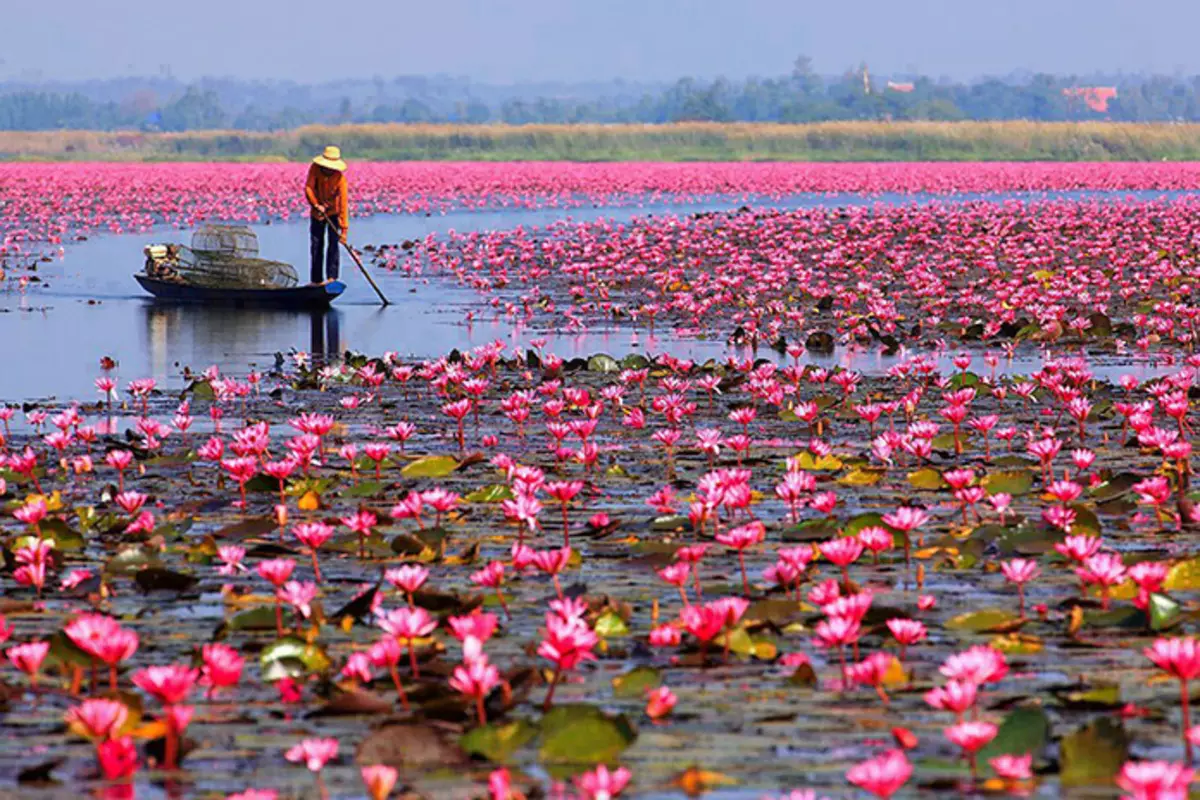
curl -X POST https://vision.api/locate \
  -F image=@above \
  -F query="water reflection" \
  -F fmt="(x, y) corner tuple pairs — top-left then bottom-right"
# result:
(7, 190), (1197, 400)
(141, 303), (344, 381)
(309, 309), (342, 365)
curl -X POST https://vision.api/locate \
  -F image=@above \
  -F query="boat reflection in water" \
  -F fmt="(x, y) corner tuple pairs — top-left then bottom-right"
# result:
(142, 303), (343, 382)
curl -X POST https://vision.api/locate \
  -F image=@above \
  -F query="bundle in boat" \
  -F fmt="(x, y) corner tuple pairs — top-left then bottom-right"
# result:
(143, 225), (298, 289)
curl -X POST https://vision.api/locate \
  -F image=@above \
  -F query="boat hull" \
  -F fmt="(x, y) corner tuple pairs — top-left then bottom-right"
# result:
(135, 275), (345, 308)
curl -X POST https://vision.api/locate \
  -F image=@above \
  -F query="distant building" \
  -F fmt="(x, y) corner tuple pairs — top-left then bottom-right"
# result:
(887, 81), (915, 93)
(1062, 86), (1118, 113)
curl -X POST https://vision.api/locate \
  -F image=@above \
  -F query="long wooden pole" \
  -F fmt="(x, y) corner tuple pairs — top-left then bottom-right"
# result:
(319, 212), (390, 306)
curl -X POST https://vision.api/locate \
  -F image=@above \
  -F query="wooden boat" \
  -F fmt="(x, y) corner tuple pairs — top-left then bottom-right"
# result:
(135, 274), (346, 308)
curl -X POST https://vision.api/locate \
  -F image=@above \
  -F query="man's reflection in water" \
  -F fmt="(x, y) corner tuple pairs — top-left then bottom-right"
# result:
(310, 309), (342, 366)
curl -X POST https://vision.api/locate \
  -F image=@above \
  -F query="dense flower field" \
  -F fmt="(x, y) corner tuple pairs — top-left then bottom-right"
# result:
(4, 160), (1200, 257)
(3, 166), (1200, 798)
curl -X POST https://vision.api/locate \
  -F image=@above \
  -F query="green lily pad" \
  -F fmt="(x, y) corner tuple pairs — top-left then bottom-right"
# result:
(1090, 472), (1142, 503)
(1060, 718), (1129, 786)
(650, 515), (690, 533)
(907, 467), (945, 491)
(460, 719), (538, 763)
(594, 610), (629, 638)
(587, 354), (620, 373)
(1083, 606), (1147, 631)
(465, 484), (514, 503)
(538, 704), (637, 764)
(978, 706), (1049, 766)
(836, 467), (885, 486)
(225, 605), (280, 633)
(1165, 557), (1200, 591)
(948, 371), (980, 389)
(401, 455), (459, 479)
(782, 517), (840, 542)
(944, 608), (1024, 633)
(794, 452), (843, 471)
(1150, 593), (1182, 631)
(612, 666), (661, 699)
(260, 636), (331, 675)
(842, 512), (896, 539)
(343, 480), (386, 498)
(1056, 684), (1122, 710)
(982, 470), (1034, 497)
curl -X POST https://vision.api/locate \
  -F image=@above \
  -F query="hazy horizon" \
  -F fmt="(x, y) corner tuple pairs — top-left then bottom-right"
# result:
(12, 0), (1200, 84)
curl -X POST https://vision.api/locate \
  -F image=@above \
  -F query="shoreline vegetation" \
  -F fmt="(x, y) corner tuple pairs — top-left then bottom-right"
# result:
(5, 121), (1200, 162)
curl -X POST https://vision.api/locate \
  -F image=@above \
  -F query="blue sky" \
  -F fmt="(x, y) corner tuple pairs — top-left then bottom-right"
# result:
(10, 0), (1197, 82)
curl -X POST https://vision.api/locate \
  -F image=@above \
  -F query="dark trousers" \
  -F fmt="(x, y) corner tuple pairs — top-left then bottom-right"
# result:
(310, 217), (341, 283)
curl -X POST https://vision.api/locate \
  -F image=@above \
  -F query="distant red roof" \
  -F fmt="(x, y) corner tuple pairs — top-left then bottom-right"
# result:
(887, 81), (915, 93)
(1062, 87), (1117, 113)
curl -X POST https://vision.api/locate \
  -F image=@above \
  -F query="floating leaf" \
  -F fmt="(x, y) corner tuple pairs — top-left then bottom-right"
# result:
(587, 354), (620, 373)
(620, 354), (650, 369)
(224, 606), (279, 633)
(460, 720), (539, 763)
(650, 515), (689, 532)
(843, 512), (895, 539)
(356, 722), (468, 769)
(133, 568), (198, 593)
(837, 467), (884, 486)
(1150, 593), (1182, 631)
(538, 704), (636, 764)
(990, 633), (1043, 655)
(978, 706), (1049, 767)
(1090, 472), (1142, 503)
(210, 516), (278, 541)
(907, 468), (945, 491)
(944, 609), (1024, 634)
(1060, 718), (1129, 786)
(1165, 558), (1200, 592)
(313, 688), (393, 716)
(612, 666), (661, 699)
(983, 470), (1034, 497)
(594, 610), (629, 638)
(465, 484), (514, 504)
(947, 371), (980, 390)
(782, 517), (840, 542)
(1083, 606), (1146, 631)
(401, 456), (459, 479)
(795, 452), (843, 471)
(260, 636), (331, 676)
(297, 491), (320, 511)
(343, 481), (385, 498)
(37, 518), (84, 551)
(1056, 684), (1121, 710)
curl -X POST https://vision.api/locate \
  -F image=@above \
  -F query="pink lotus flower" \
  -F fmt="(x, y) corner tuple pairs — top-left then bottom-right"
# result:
(7, 641), (49, 686)
(846, 749), (912, 798)
(1146, 637), (1200, 762)
(65, 697), (129, 740)
(361, 764), (399, 800)
(574, 764), (631, 799)
(1116, 760), (1194, 800)
(989, 753), (1033, 781)
(285, 736), (338, 773)
(450, 654), (501, 724)
(200, 643), (244, 697)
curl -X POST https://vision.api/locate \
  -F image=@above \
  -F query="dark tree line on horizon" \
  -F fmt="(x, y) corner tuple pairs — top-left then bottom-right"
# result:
(4, 58), (1200, 131)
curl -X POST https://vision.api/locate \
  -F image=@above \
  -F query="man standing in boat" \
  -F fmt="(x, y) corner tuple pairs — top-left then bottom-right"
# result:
(305, 145), (349, 285)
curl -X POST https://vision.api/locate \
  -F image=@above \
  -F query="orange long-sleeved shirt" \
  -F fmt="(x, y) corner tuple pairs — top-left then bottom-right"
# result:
(304, 164), (349, 232)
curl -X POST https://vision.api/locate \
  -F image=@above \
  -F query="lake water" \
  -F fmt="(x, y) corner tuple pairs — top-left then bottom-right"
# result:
(2, 190), (1192, 401)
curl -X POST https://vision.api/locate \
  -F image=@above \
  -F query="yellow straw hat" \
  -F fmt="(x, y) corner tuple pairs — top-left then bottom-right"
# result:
(312, 145), (347, 172)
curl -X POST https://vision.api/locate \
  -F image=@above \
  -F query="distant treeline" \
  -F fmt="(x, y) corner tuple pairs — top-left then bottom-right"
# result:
(6, 59), (1200, 131)
(7, 122), (1200, 162)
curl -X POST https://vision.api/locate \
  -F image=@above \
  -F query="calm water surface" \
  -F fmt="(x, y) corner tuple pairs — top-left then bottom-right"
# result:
(3, 190), (1191, 400)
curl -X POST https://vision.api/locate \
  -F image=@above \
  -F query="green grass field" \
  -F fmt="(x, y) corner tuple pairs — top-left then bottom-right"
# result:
(5, 121), (1200, 161)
